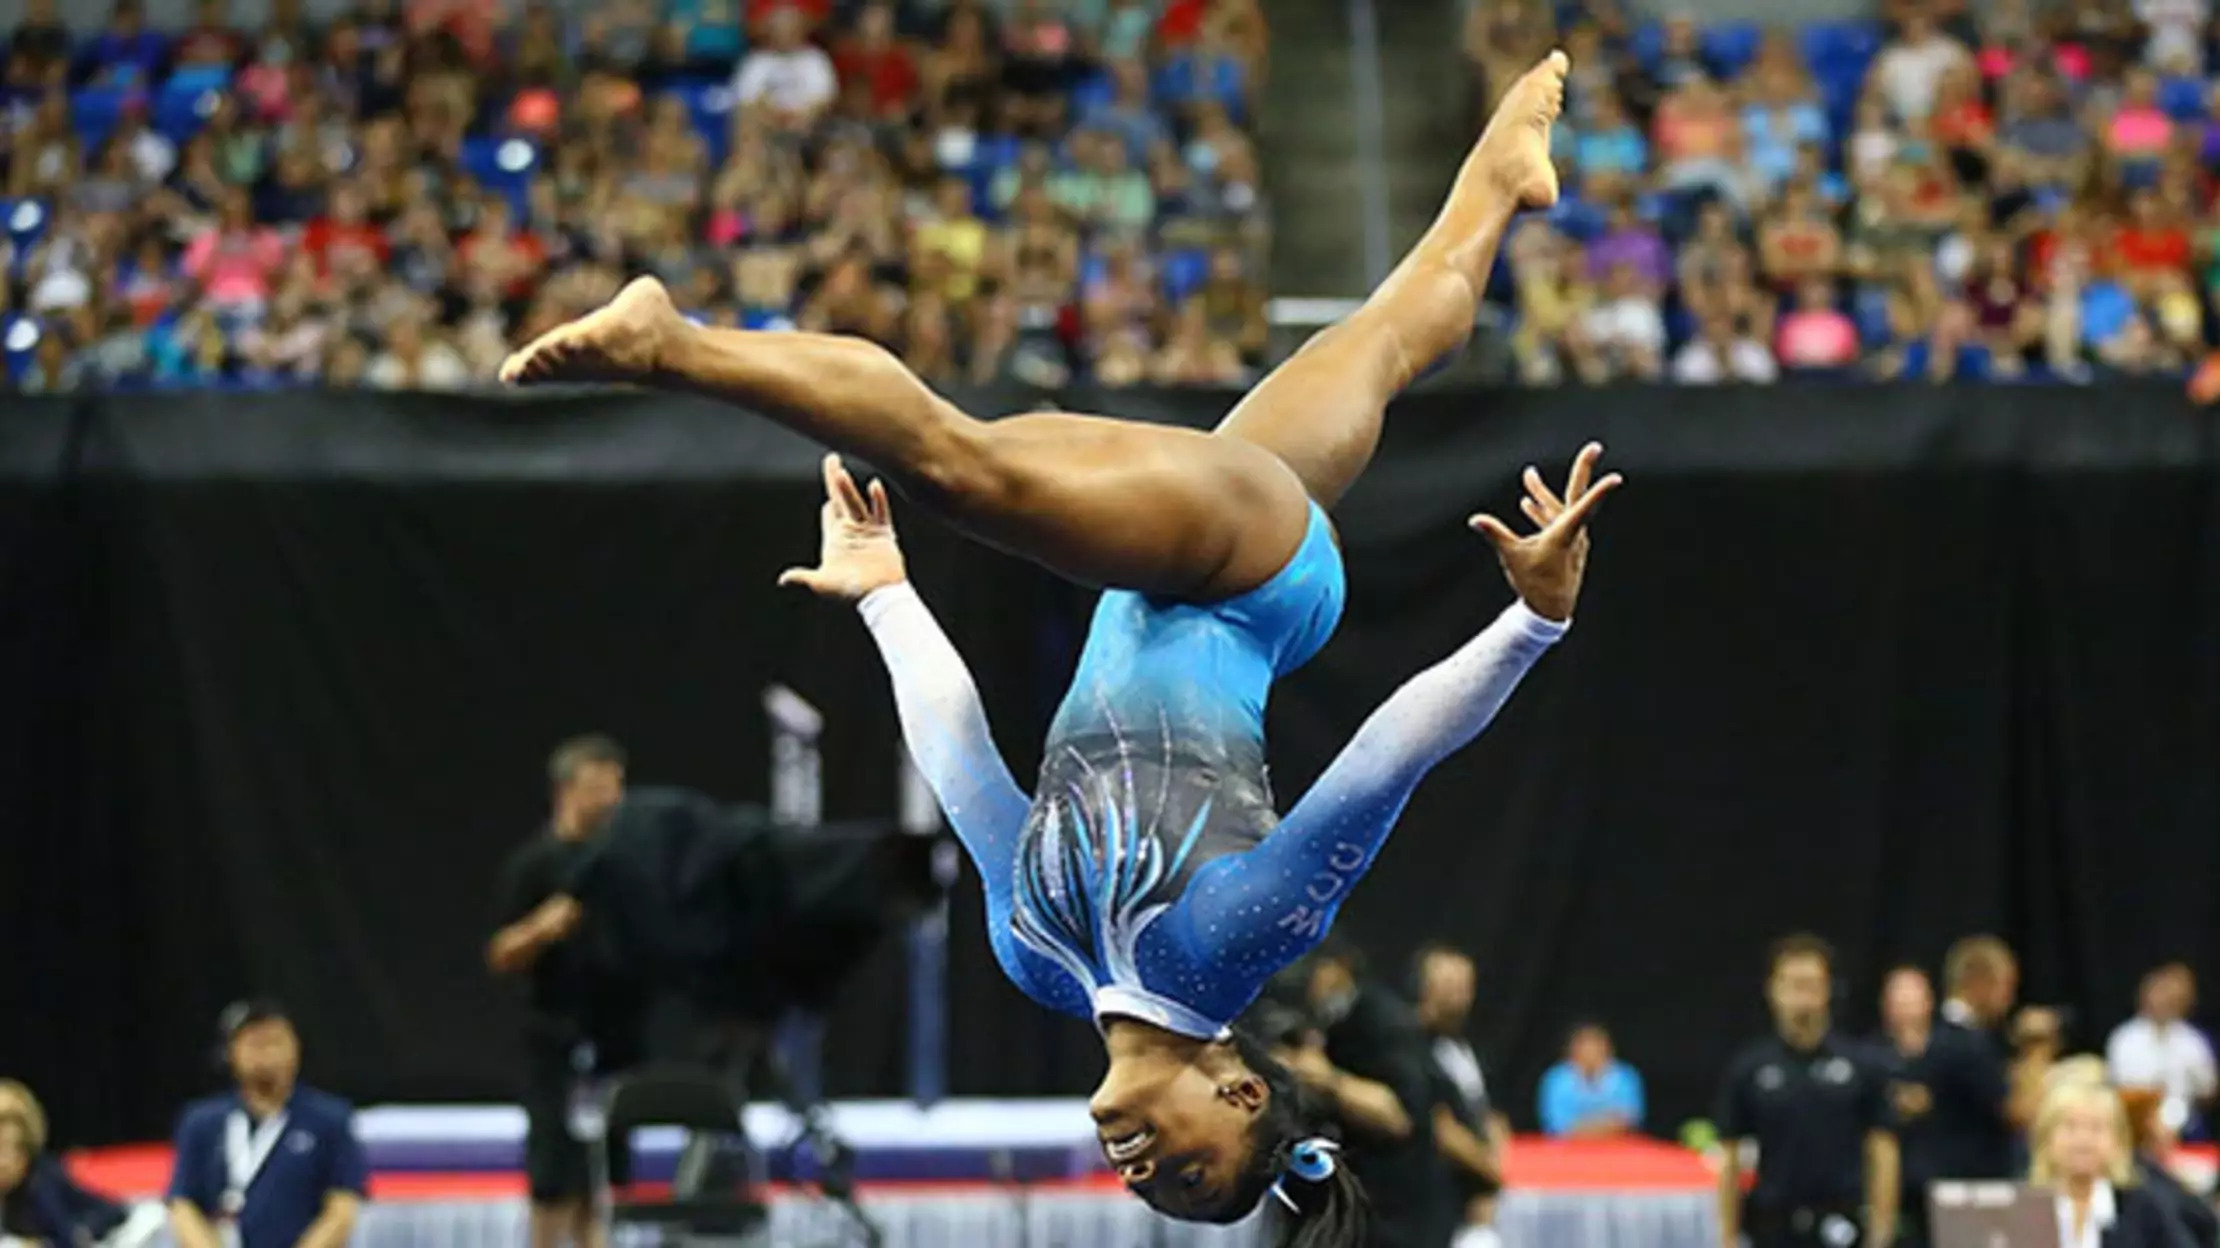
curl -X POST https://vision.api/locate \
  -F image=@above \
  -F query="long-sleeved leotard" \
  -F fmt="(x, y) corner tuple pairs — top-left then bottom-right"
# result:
(858, 504), (1565, 1039)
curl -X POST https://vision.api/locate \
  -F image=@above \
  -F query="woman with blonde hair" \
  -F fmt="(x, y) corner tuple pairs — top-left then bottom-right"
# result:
(2029, 1080), (2197, 1248)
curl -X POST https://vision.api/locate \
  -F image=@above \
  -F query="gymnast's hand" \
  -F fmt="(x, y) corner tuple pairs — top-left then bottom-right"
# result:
(1469, 442), (1622, 623)
(779, 453), (909, 601)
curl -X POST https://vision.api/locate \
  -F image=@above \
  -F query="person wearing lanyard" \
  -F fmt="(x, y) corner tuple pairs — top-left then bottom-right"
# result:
(167, 1001), (368, 1248)
(1715, 934), (1900, 1248)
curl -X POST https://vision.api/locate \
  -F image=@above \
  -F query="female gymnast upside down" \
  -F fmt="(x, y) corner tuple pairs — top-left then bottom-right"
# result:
(502, 51), (1612, 1246)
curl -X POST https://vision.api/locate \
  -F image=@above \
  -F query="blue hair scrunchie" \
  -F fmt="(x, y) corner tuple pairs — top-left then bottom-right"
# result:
(1267, 1138), (1342, 1213)
(1288, 1137), (1340, 1182)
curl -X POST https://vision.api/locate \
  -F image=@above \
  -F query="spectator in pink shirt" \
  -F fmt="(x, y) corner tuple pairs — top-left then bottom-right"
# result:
(2105, 69), (2173, 166)
(182, 189), (286, 313)
(1775, 278), (1860, 371)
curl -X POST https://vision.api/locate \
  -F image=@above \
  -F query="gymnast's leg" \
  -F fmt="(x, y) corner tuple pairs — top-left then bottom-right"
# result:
(1213, 52), (1567, 507)
(500, 279), (1310, 600)
(498, 52), (1566, 598)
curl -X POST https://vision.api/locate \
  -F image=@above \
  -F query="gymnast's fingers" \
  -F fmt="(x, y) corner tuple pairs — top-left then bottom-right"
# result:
(1468, 513), (1519, 551)
(1552, 472), (1624, 535)
(777, 567), (821, 590)
(1521, 495), (1549, 528)
(830, 461), (872, 520)
(1523, 464), (1566, 517)
(1566, 442), (1603, 502)
(867, 478), (893, 526)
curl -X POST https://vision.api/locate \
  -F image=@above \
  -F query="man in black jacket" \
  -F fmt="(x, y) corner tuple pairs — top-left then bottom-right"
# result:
(1292, 939), (1460, 1248)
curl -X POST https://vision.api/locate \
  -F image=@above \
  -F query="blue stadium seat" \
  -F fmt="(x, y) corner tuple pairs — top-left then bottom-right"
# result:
(1801, 21), (1881, 74)
(1701, 23), (1763, 78)
(165, 65), (232, 96)
(1548, 197), (1606, 243)
(1160, 249), (1210, 303)
(154, 79), (225, 143)
(461, 136), (540, 188)
(1630, 21), (1665, 71)
(4, 200), (49, 259)
(69, 86), (132, 147)
(1854, 286), (1894, 348)
(2, 315), (42, 382)
(1069, 72), (1115, 114)
(2158, 76), (2209, 121)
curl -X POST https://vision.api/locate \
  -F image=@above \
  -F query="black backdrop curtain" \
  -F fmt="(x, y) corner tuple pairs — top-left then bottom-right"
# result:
(4, 386), (2219, 1149)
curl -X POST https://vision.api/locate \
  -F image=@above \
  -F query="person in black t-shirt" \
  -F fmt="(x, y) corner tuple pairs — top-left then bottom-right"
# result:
(1295, 940), (1460, 1248)
(487, 734), (632, 1248)
(1411, 944), (1508, 1248)
(1716, 934), (1900, 1248)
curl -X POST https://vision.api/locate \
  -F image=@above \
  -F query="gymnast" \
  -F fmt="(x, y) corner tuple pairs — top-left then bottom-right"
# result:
(502, 51), (1612, 1244)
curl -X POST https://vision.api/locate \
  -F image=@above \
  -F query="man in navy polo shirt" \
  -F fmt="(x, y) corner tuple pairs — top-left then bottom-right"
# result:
(167, 1001), (369, 1248)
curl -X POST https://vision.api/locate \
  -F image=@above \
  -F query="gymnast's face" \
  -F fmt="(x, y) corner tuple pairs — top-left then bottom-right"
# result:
(1090, 1056), (1267, 1220)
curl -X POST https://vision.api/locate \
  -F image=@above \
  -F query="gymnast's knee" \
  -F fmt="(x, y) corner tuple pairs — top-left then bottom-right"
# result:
(898, 403), (1023, 516)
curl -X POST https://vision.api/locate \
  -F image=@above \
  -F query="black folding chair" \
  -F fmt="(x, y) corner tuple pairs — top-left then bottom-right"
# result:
(591, 1064), (770, 1244)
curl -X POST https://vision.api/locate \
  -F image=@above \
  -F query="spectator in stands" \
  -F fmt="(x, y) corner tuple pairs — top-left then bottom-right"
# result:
(1671, 309), (1779, 383)
(366, 313), (471, 390)
(167, 1001), (368, 1248)
(1411, 944), (1508, 1248)
(833, 2), (920, 122)
(1775, 278), (1861, 373)
(1510, 223), (1600, 385)
(733, 5), (838, 133)
(2106, 963), (2217, 1141)
(1759, 184), (1844, 289)
(1742, 35), (1830, 194)
(78, 0), (167, 89)
(1586, 200), (1671, 295)
(1573, 90), (1648, 203)
(1085, 56), (1171, 162)
(1582, 262), (1666, 381)
(1871, 8), (1971, 124)
(2029, 1080), (2198, 1248)
(1538, 1022), (1645, 1138)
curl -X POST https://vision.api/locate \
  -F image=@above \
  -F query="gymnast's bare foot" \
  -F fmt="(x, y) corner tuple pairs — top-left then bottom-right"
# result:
(1477, 51), (1568, 211)
(499, 276), (680, 386)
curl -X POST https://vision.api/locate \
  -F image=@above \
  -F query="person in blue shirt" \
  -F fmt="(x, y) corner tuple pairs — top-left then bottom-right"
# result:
(167, 1001), (368, 1248)
(503, 54), (1600, 1248)
(1537, 1023), (1647, 1137)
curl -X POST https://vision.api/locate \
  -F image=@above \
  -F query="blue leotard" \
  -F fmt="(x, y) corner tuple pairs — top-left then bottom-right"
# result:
(859, 504), (1566, 1039)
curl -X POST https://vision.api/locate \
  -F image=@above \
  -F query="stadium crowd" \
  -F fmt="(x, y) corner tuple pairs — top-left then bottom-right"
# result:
(0, 0), (1273, 391)
(1466, 0), (2220, 385)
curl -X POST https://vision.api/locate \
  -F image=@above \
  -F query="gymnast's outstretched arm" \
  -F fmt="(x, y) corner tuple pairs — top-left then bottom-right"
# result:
(856, 581), (1030, 871)
(781, 454), (1030, 876)
(1194, 445), (1623, 960)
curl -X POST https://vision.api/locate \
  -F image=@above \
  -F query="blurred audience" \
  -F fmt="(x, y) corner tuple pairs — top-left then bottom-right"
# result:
(0, 0), (1271, 391)
(1538, 1022), (1645, 1138)
(1465, 0), (2220, 385)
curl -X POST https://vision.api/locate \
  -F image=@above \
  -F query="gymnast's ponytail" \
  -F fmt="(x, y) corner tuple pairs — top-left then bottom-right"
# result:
(1224, 1027), (1371, 1247)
